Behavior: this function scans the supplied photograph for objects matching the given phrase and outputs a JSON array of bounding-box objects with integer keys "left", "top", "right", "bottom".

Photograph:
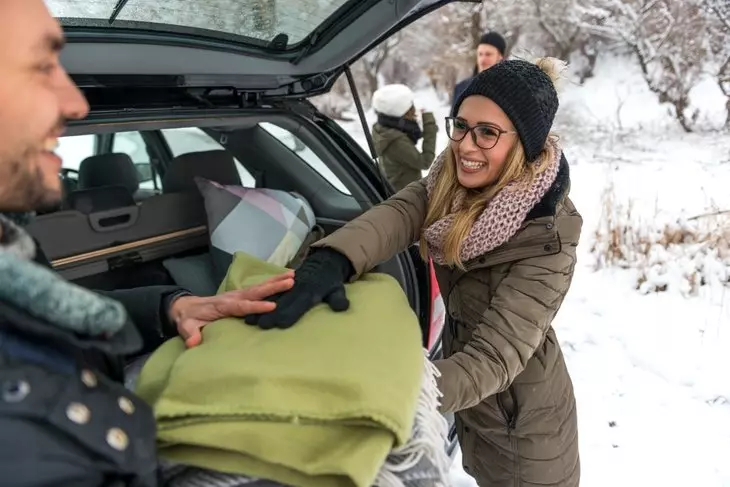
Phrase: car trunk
[
  {"left": 44, "top": 0, "right": 461, "bottom": 450},
  {"left": 31, "top": 109, "right": 429, "bottom": 339}
]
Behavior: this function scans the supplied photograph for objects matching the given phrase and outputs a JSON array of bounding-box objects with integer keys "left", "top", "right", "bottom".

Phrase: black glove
[{"left": 244, "top": 248, "right": 354, "bottom": 330}]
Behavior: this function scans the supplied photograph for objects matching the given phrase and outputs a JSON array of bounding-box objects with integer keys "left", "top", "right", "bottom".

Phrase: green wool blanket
[{"left": 135, "top": 251, "right": 424, "bottom": 487}]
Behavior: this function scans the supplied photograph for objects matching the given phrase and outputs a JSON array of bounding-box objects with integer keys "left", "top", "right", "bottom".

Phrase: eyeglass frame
[{"left": 444, "top": 116, "right": 518, "bottom": 150}]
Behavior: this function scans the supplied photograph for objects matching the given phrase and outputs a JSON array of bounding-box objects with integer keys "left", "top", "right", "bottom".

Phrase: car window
[
  {"left": 112, "top": 131, "right": 161, "bottom": 190},
  {"left": 259, "top": 123, "right": 351, "bottom": 195},
  {"left": 56, "top": 134, "right": 95, "bottom": 172},
  {"left": 49, "top": 0, "right": 350, "bottom": 45},
  {"left": 161, "top": 128, "right": 256, "bottom": 187}
]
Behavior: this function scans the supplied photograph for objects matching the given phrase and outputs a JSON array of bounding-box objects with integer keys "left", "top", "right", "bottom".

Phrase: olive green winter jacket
[{"left": 373, "top": 112, "right": 438, "bottom": 192}]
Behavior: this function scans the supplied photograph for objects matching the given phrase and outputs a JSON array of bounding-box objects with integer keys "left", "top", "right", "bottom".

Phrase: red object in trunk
[{"left": 427, "top": 257, "right": 445, "bottom": 352}]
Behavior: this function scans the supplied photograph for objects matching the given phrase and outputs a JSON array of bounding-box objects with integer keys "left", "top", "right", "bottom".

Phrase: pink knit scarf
[{"left": 423, "top": 140, "right": 561, "bottom": 265}]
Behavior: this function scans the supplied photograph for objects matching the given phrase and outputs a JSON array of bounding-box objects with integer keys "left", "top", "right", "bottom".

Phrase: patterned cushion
[{"left": 195, "top": 178, "right": 317, "bottom": 284}]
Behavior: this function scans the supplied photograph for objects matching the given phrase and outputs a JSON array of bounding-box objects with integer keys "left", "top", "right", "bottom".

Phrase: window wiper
[
  {"left": 108, "top": 0, "right": 131, "bottom": 25},
  {"left": 292, "top": 29, "right": 322, "bottom": 65}
]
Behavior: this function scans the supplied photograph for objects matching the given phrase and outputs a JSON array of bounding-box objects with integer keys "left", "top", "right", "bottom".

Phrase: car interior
[{"left": 29, "top": 112, "right": 430, "bottom": 342}]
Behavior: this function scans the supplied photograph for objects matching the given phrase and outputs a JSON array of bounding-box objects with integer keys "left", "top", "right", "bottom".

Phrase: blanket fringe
[{"left": 373, "top": 351, "right": 450, "bottom": 487}]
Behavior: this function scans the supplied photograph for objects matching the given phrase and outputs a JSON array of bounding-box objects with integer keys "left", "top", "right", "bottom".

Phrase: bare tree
[
  {"left": 479, "top": 0, "right": 536, "bottom": 55},
  {"left": 391, "top": 4, "right": 476, "bottom": 100},
  {"left": 597, "top": 0, "right": 714, "bottom": 132},
  {"left": 480, "top": 0, "right": 611, "bottom": 83},
  {"left": 533, "top": 0, "right": 585, "bottom": 60},
  {"left": 705, "top": 0, "right": 730, "bottom": 128},
  {"left": 309, "top": 76, "right": 356, "bottom": 122},
  {"left": 377, "top": 0, "right": 544, "bottom": 101},
  {"left": 427, "top": 1, "right": 539, "bottom": 100},
  {"left": 718, "top": 59, "right": 730, "bottom": 129},
  {"left": 358, "top": 34, "right": 402, "bottom": 98},
  {"left": 320, "top": 0, "right": 728, "bottom": 127},
  {"left": 705, "top": 0, "right": 730, "bottom": 30}
]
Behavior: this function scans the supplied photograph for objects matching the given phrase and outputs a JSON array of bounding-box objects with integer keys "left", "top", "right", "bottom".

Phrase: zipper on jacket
[
  {"left": 497, "top": 385, "right": 521, "bottom": 483},
  {"left": 497, "top": 385, "right": 519, "bottom": 434}
]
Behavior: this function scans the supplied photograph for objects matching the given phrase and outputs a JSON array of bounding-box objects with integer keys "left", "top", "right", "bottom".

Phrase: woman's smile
[{"left": 458, "top": 157, "right": 488, "bottom": 173}]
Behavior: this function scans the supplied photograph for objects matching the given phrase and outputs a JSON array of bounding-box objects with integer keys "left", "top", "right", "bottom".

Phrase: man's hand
[{"left": 169, "top": 271, "right": 295, "bottom": 348}]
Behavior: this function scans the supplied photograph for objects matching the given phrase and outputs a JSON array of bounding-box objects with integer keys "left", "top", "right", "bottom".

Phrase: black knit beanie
[
  {"left": 451, "top": 59, "right": 559, "bottom": 162},
  {"left": 479, "top": 32, "right": 506, "bottom": 56}
]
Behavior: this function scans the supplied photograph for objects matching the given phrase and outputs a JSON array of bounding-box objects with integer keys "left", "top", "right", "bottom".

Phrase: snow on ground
[{"left": 340, "top": 55, "right": 730, "bottom": 486}]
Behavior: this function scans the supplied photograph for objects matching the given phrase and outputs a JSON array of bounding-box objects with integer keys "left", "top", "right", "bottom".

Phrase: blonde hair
[{"left": 419, "top": 57, "right": 565, "bottom": 269}]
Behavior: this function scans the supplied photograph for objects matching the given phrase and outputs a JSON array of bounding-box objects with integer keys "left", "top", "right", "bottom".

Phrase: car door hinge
[
  {"left": 240, "top": 91, "right": 262, "bottom": 108},
  {"left": 278, "top": 99, "right": 324, "bottom": 122}
]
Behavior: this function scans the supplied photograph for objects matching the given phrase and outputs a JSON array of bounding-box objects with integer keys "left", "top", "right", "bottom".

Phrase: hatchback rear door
[{"left": 49, "top": 0, "right": 477, "bottom": 96}]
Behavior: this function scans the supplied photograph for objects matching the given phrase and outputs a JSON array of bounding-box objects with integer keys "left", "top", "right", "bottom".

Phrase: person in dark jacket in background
[
  {"left": 0, "top": 1, "right": 293, "bottom": 485},
  {"left": 452, "top": 32, "right": 507, "bottom": 111},
  {"left": 371, "top": 84, "right": 438, "bottom": 192}
]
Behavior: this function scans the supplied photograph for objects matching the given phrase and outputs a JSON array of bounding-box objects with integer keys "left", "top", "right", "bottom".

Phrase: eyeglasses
[{"left": 445, "top": 117, "right": 517, "bottom": 150}]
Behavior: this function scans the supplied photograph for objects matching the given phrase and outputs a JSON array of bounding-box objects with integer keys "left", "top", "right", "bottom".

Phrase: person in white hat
[{"left": 371, "top": 84, "right": 437, "bottom": 192}]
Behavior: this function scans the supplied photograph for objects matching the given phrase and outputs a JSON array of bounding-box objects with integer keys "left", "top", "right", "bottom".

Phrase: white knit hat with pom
[{"left": 372, "top": 84, "right": 415, "bottom": 118}]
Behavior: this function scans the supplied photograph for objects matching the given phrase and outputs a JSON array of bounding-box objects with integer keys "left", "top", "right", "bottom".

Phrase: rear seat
[
  {"left": 27, "top": 145, "right": 321, "bottom": 291},
  {"left": 156, "top": 150, "right": 245, "bottom": 295},
  {"left": 27, "top": 148, "right": 212, "bottom": 281},
  {"left": 61, "top": 154, "right": 139, "bottom": 213},
  {"left": 66, "top": 186, "right": 135, "bottom": 214},
  {"left": 162, "top": 150, "right": 241, "bottom": 194},
  {"left": 77, "top": 153, "right": 140, "bottom": 200}
]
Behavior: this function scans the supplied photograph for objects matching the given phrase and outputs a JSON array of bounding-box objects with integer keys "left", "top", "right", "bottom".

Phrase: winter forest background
[
  {"left": 311, "top": 0, "right": 730, "bottom": 299},
  {"left": 318, "top": 0, "right": 730, "bottom": 132},
  {"left": 313, "top": 2, "right": 730, "bottom": 485}
]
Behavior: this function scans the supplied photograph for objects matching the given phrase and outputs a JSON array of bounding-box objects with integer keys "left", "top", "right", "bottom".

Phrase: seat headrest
[
  {"left": 162, "top": 150, "right": 242, "bottom": 194},
  {"left": 78, "top": 153, "right": 139, "bottom": 195},
  {"left": 66, "top": 185, "right": 136, "bottom": 214}
]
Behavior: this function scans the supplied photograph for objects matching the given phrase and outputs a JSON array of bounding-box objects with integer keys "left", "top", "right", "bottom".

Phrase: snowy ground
[{"left": 338, "top": 56, "right": 730, "bottom": 486}]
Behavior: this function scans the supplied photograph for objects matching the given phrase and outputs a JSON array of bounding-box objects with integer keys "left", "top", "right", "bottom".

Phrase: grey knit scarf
[{"left": 0, "top": 214, "right": 128, "bottom": 336}]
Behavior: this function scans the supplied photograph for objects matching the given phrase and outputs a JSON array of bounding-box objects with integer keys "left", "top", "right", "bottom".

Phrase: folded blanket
[
  {"left": 135, "top": 251, "right": 425, "bottom": 487},
  {"left": 144, "top": 353, "right": 451, "bottom": 487}
]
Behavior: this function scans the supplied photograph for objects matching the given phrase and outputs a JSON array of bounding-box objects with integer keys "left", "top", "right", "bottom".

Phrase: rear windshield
[{"left": 47, "top": 0, "right": 350, "bottom": 45}]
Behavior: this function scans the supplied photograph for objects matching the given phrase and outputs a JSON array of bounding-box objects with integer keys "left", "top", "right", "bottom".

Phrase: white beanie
[{"left": 372, "top": 84, "right": 415, "bottom": 118}]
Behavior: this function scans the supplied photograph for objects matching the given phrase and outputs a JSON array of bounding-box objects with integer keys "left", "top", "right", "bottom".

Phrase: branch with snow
[
  {"left": 705, "top": 0, "right": 730, "bottom": 31},
  {"left": 594, "top": 0, "right": 719, "bottom": 132}
]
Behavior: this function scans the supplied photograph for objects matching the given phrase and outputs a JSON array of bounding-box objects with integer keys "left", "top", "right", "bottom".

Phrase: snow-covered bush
[{"left": 591, "top": 182, "right": 730, "bottom": 296}]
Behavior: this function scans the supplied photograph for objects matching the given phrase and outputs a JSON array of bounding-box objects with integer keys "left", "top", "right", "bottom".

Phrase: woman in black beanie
[
  {"left": 249, "top": 57, "right": 582, "bottom": 487},
  {"left": 452, "top": 31, "right": 507, "bottom": 112}
]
